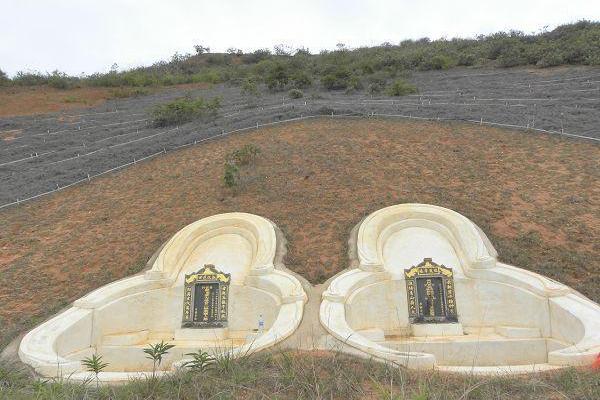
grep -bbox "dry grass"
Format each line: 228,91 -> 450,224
0,118 -> 598,349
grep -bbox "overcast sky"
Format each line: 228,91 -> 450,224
1,0 -> 599,76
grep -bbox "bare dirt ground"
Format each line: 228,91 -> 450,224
0,86 -> 115,117
0,118 -> 598,349
0,66 -> 599,206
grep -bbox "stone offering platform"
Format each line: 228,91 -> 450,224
17,204 -> 600,382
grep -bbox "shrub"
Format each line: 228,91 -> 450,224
241,77 -> 258,96
194,44 -> 210,55
321,66 -> 352,90
345,75 -> 363,93
288,88 -> 303,99
386,79 -> 418,96
291,71 -> 313,88
47,70 -> 75,89
368,82 -> 384,95
151,96 -> 221,127
265,62 -> 289,91
13,71 -> 48,86
227,47 -> 243,56
427,54 -> 455,70
536,52 -> 565,68
457,52 -> 477,66
366,72 -> 387,95
243,49 -> 272,64
498,47 -> 527,67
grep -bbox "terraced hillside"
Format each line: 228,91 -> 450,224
1,66 -> 599,207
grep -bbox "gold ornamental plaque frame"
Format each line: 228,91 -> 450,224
182,264 -> 231,328
404,258 -> 458,324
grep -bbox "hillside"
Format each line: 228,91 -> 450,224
1,117 -> 599,398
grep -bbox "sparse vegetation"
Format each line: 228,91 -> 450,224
1,21 -> 598,97
0,351 -> 599,399
151,95 -> 221,127
109,87 -> 150,98
223,144 -> 261,188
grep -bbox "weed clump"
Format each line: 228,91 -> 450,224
151,96 -> 221,127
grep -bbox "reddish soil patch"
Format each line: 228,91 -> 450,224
0,118 -> 598,346
0,83 -> 211,117
0,86 -> 115,117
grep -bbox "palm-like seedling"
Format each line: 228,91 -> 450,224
183,350 -> 214,373
143,340 -> 175,380
81,353 -> 108,389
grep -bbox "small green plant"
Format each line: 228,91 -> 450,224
223,162 -> 240,188
386,79 -> 418,96
288,88 -> 303,99
143,340 -> 175,379
152,96 -> 221,127
81,353 -> 108,389
183,349 -> 214,372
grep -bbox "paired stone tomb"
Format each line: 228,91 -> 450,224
18,205 -> 600,381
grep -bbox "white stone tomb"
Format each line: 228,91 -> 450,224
320,203 -> 600,374
18,213 -> 307,381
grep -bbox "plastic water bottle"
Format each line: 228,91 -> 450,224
258,314 -> 264,333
